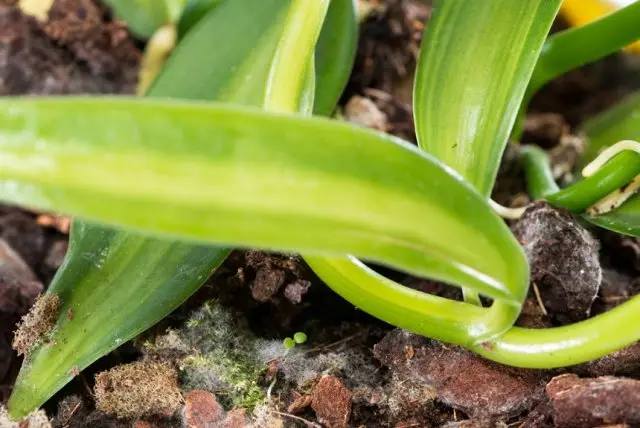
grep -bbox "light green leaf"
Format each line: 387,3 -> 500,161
0,98 -> 528,309
6,0 -> 329,418
414,0 -> 561,197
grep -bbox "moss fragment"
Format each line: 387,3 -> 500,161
94,361 -> 182,419
12,294 -> 61,357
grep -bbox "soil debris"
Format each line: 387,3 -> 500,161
311,375 -> 352,428
94,361 -> 182,419
348,0 -> 431,94
374,330 -> 545,419
12,293 -> 61,356
546,374 -> 640,428
343,95 -> 390,131
44,0 -> 140,78
184,389 -> 225,428
512,202 -> 601,322
522,113 -> 569,149
547,134 -> 586,186
0,2 -> 137,96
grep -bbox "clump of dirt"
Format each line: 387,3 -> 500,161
12,294 -> 61,357
0,2 -> 138,96
94,361 -> 182,419
512,202 -> 601,322
44,0 -> 140,77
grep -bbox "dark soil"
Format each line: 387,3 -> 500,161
1,0 -> 640,427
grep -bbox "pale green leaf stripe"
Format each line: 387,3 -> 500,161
0,97 -> 528,305
414,0 -> 561,197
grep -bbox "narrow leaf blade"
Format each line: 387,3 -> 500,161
414,0 -> 561,196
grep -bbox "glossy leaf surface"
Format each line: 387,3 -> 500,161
414,0 -> 561,197
6,0 -> 323,418
0,97 -> 529,316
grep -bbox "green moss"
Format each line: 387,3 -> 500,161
148,300 -> 266,410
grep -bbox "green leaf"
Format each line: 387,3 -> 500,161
585,194 -> 640,237
528,1 -> 640,98
177,0 -> 222,36
6,0 -> 329,418
580,91 -> 640,167
313,0 -> 358,116
102,0 -> 173,38
413,0 -> 561,197
0,98 -> 528,311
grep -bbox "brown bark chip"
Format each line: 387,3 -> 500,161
311,375 -> 352,428
185,389 -> 225,428
94,362 -> 182,419
374,330 -> 544,419
547,374 -> 640,428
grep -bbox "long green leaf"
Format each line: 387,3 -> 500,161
413,0 -> 561,197
0,97 -> 528,309
313,0 -> 358,116
6,0 -> 327,418
528,1 -> 640,98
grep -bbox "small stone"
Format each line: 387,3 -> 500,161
374,330 -> 544,418
311,375 -> 352,428
512,202 -> 601,322
185,390 -> 225,428
344,96 -> 389,131
547,374 -> 640,428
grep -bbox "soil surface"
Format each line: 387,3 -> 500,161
2,1 -> 640,427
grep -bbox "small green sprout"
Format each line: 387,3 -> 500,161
283,332 -> 308,351
282,337 -> 296,350
293,332 -> 307,345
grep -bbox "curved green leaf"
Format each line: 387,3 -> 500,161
528,1 -> 640,98
6,0 -> 329,418
414,0 -> 561,197
0,97 -> 529,310
313,0 -> 358,116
